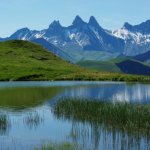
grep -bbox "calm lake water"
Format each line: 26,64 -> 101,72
0,81 -> 150,150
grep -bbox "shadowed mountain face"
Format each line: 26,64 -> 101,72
116,60 -> 150,75
31,38 -> 73,62
124,20 -> 150,34
132,51 -> 150,64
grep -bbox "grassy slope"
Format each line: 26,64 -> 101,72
77,57 -> 131,73
0,40 -> 83,81
0,40 -> 149,82
78,57 -> 150,74
77,60 -> 121,73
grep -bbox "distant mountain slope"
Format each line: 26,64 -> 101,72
63,48 -> 120,62
116,60 -> 150,75
132,51 -> 150,64
113,20 -> 150,56
77,61 -> 121,73
32,38 -> 119,62
31,38 -> 73,62
0,38 -> 5,42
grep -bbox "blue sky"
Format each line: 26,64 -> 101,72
0,0 -> 150,37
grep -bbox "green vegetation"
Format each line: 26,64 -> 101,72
0,40 -> 83,81
62,48 -> 119,63
0,40 -> 149,82
0,114 -> 10,135
77,60 -> 121,72
35,142 -> 75,150
54,99 -> 150,136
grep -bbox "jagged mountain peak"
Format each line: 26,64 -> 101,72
141,20 -> 150,24
88,16 -> 100,28
9,27 -> 31,40
72,15 -> 86,26
46,20 -> 63,36
49,20 -> 62,29
16,27 -> 31,33
137,20 -> 150,27
138,20 -> 150,34
123,20 -> 150,34
123,22 -> 133,30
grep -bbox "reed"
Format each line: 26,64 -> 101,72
35,142 -> 75,150
54,99 -> 150,136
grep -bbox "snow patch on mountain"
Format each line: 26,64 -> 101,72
112,25 -> 150,56
113,28 -> 150,44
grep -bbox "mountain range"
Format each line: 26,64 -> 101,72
0,16 -> 150,63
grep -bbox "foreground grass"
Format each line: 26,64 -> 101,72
54,99 -> 150,136
0,40 -> 150,82
56,72 -> 150,82
35,142 -> 75,150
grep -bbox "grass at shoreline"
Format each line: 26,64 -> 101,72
0,72 -> 150,82
54,99 -> 150,137
35,142 -> 75,150
53,72 -> 150,82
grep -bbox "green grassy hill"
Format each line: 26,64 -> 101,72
0,40 -> 149,82
77,60 -> 121,73
0,40 -> 84,81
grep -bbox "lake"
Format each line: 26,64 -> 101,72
0,81 -> 150,150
